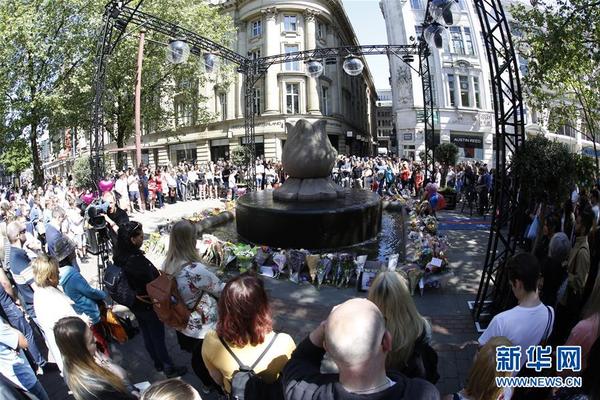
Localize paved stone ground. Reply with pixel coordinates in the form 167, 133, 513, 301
38, 199, 489, 398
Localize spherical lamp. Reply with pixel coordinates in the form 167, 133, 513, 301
204, 53, 218, 73
343, 55, 364, 76
306, 59, 324, 78
424, 23, 448, 49
430, 0, 461, 26
166, 39, 190, 64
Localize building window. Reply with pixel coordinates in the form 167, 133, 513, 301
458, 0, 466, 10
284, 45, 300, 71
321, 86, 330, 116
253, 87, 261, 115
251, 19, 262, 37
488, 79, 494, 108
219, 93, 227, 121
410, 0, 424, 9
285, 83, 300, 114
317, 21, 326, 40
175, 100, 193, 126
450, 27, 476, 56
448, 74, 456, 106
473, 76, 481, 108
248, 48, 261, 60
464, 27, 475, 55
284, 15, 297, 32
459, 75, 470, 107
450, 27, 465, 55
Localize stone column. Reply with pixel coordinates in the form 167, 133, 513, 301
304, 10, 321, 115
235, 21, 247, 119
263, 8, 279, 115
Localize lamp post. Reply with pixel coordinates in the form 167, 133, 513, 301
134, 29, 146, 169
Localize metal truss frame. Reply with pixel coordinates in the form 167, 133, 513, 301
91, 1, 429, 191
469, 0, 526, 326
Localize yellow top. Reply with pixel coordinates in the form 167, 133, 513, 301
201, 330, 296, 393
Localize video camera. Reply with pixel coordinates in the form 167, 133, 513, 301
86, 199, 110, 230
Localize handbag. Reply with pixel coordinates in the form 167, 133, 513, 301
102, 307, 129, 344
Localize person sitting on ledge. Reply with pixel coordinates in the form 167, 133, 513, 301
281, 298, 440, 400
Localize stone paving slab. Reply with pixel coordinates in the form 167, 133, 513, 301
38, 203, 487, 398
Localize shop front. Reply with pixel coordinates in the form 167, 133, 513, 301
450, 133, 484, 160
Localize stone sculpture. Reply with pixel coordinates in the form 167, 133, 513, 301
273, 119, 347, 202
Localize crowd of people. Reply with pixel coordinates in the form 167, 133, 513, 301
0, 155, 598, 400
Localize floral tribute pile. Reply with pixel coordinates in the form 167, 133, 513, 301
402, 200, 453, 295
196, 236, 366, 289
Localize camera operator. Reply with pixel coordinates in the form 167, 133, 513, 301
101, 192, 129, 244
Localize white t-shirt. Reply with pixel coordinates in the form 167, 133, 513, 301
592, 204, 599, 224
478, 302, 554, 367
127, 175, 139, 192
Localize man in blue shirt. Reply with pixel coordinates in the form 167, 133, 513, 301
45, 207, 79, 271
6, 222, 37, 323
0, 317, 49, 400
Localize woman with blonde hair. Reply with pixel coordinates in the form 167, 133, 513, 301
444, 336, 513, 400
54, 316, 137, 400
368, 271, 438, 382
161, 219, 223, 391
140, 379, 202, 400
31, 255, 89, 372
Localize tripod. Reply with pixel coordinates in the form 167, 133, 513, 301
87, 227, 112, 290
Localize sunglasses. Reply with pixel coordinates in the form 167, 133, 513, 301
19, 229, 26, 234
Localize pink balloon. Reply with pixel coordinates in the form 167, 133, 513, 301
98, 180, 114, 193
82, 193, 95, 205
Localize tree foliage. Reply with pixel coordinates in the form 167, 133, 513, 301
72, 155, 94, 190
0, 0, 103, 185
511, 0, 600, 175
512, 136, 577, 206
0, 0, 234, 182
0, 139, 32, 175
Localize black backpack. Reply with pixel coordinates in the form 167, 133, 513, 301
219, 333, 279, 400
103, 260, 136, 308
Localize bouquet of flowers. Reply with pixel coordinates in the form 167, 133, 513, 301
287, 249, 309, 284
272, 251, 287, 278
423, 216, 438, 235
337, 254, 352, 287
315, 256, 333, 289
142, 232, 166, 256
230, 243, 257, 273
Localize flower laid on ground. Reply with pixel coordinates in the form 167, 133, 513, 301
142, 232, 166, 256
229, 243, 258, 273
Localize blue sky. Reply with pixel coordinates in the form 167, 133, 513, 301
343, 0, 390, 90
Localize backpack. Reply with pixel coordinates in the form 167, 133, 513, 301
146, 266, 200, 330
103, 261, 136, 308
219, 333, 279, 400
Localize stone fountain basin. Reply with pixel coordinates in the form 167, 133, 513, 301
236, 189, 382, 250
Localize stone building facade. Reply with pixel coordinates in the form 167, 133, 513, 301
103, 0, 378, 169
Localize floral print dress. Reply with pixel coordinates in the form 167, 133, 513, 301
174, 262, 223, 339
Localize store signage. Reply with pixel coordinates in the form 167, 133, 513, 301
403, 133, 413, 141
450, 134, 483, 148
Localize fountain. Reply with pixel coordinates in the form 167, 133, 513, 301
236, 119, 382, 249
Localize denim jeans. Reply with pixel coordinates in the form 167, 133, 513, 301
134, 309, 173, 369
3, 303, 46, 367
28, 380, 49, 400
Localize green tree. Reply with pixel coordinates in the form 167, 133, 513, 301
434, 143, 459, 187
0, 139, 32, 175
0, 0, 103, 185
511, 0, 600, 176
72, 155, 95, 189
63, 0, 234, 170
